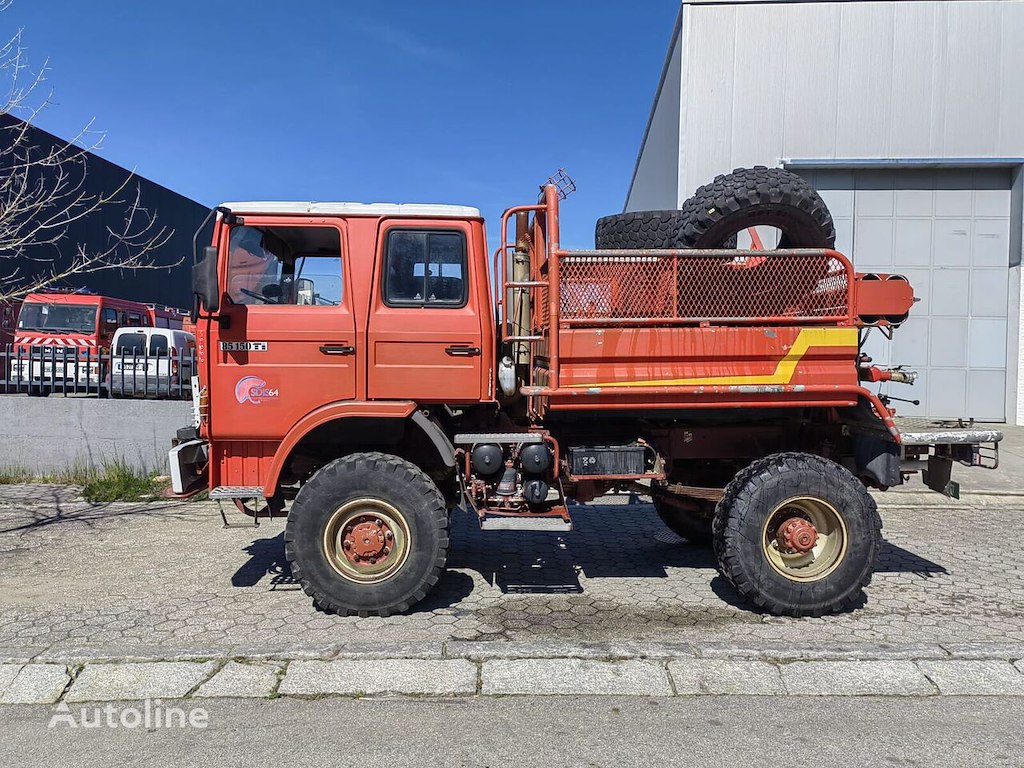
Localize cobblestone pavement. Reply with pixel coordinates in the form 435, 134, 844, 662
0, 474, 1022, 660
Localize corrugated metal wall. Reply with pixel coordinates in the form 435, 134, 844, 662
671, 0, 1024, 199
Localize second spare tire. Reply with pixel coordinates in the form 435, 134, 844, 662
595, 166, 834, 250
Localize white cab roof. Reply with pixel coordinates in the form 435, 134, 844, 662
220, 201, 481, 218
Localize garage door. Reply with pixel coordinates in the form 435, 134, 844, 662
796, 168, 1011, 422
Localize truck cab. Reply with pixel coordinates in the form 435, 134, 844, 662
187, 202, 494, 492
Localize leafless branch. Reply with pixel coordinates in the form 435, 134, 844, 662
0, 5, 178, 303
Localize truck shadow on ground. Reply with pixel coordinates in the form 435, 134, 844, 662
227, 500, 948, 617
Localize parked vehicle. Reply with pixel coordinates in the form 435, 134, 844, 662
109, 327, 196, 398
170, 168, 1002, 619
9, 289, 188, 395
149, 305, 188, 330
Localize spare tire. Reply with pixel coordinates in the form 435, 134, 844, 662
676, 166, 835, 249
594, 166, 833, 250
595, 210, 737, 250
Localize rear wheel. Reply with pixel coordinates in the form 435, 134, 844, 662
713, 452, 881, 617
285, 452, 449, 616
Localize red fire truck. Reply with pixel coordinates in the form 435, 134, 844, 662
170, 168, 1001, 618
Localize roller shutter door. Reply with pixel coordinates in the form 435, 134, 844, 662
797, 168, 1011, 422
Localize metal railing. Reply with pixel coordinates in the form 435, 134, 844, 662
0, 344, 196, 399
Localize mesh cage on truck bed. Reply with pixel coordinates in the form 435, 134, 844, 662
557, 250, 852, 326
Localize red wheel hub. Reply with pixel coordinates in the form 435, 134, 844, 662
341, 516, 394, 565
777, 517, 818, 553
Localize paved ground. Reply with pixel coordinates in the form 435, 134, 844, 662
0, 427, 1020, 708
0, 481, 1021, 657
2, 695, 1022, 767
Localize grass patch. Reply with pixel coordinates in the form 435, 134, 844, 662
80, 462, 168, 503
0, 461, 171, 502
0, 466, 34, 484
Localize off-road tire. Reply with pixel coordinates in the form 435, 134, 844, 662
594, 211, 737, 250
712, 452, 881, 617
652, 492, 714, 545
677, 166, 835, 249
595, 167, 831, 250
284, 452, 449, 616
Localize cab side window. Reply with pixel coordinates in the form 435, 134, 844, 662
226, 225, 343, 307
383, 230, 467, 307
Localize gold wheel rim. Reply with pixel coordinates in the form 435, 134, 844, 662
761, 496, 848, 583
322, 498, 411, 584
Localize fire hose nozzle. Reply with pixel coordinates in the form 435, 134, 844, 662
889, 369, 918, 385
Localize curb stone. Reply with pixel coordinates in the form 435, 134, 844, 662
0, 664, 71, 704
668, 659, 785, 695
696, 642, 950, 661
940, 643, 1024, 661
0, 652, 1022, 703
193, 661, 282, 699
779, 661, 938, 696
482, 659, 672, 696
918, 660, 1024, 696
65, 661, 220, 703
279, 659, 477, 697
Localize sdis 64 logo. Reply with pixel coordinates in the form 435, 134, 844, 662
235, 376, 279, 405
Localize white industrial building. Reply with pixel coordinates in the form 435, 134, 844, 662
626, 0, 1023, 424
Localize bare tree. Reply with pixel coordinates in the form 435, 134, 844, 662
0, 1, 176, 303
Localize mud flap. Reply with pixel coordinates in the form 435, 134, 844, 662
923, 455, 958, 498
853, 433, 901, 488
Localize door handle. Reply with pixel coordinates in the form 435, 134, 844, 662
445, 346, 481, 357
319, 344, 355, 356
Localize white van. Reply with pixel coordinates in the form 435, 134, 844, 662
109, 327, 196, 399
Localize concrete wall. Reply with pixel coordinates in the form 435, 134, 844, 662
0, 397, 192, 474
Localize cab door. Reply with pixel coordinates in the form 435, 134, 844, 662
208, 217, 356, 440
367, 221, 484, 403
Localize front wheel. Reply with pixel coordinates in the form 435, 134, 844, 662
285, 452, 449, 616
713, 452, 881, 617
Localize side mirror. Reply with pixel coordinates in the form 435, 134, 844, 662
296, 278, 315, 305
192, 245, 220, 314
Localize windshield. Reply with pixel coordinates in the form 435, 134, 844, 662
17, 302, 98, 334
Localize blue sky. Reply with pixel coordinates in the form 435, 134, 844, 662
4, 1, 679, 249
